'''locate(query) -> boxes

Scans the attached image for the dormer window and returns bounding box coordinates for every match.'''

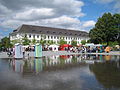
[69,33,72,35]
[47,31,49,33]
[59,32,62,34]
[32,30,35,32]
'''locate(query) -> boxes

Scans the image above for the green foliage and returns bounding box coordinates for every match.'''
[40,39,46,45]
[32,38,36,45]
[11,39,21,45]
[81,40,87,45]
[58,39,67,45]
[0,37,13,48]
[47,40,55,45]
[71,40,77,46]
[22,34,31,45]
[89,13,120,45]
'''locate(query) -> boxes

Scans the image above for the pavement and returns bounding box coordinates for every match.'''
[0,51,120,59]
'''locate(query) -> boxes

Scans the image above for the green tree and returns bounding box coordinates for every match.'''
[71,40,77,46]
[81,40,86,45]
[32,38,36,45]
[58,39,67,45]
[40,39,46,45]
[89,13,120,45]
[1,37,13,48]
[11,39,21,45]
[22,34,31,45]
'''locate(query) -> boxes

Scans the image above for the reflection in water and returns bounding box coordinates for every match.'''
[89,55,120,89]
[9,55,120,74]
[0,54,120,90]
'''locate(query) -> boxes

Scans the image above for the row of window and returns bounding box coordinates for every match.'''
[28,34,82,40]
[32,30,85,36]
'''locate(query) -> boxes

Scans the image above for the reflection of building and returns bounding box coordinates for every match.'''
[10,24,89,45]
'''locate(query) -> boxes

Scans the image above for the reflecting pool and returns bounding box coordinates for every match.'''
[0,54,120,90]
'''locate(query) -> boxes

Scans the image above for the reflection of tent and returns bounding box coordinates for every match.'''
[95,44,102,47]
[59,44,72,51]
[60,55,69,59]
[48,44,59,51]
[85,43,94,46]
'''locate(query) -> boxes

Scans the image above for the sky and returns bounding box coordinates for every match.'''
[0,0,120,39]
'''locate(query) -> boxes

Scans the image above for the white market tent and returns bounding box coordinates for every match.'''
[48,44,59,51]
[85,43,94,47]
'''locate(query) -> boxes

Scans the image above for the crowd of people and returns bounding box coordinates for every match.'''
[0,44,119,57]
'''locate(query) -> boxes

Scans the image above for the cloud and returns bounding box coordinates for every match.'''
[14,8,55,21]
[0,0,86,31]
[82,20,96,28]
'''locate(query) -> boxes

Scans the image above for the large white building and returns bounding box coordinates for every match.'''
[10,24,89,45]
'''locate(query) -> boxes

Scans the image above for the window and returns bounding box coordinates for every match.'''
[29,34,31,38]
[37,35,39,38]
[51,36,53,39]
[69,33,72,35]
[54,36,56,39]
[59,32,62,34]
[33,35,35,38]
[47,31,49,33]
[48,36,49,39]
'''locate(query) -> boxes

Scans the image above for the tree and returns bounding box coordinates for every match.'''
[22,34,31,45]
[32,38,36,45]
[40,39,46,45]
[81,40,86,45]
[1,37,13,48]
[89,13,120,45]
[71,40,77,46]
[58,39,67,45]
[11,39,21,45]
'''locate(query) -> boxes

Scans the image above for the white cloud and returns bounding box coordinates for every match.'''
[0,0,86,31]
[82,20,96,28]
[14,8,55,21]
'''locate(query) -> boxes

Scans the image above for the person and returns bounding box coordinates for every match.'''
[22,47,25,58]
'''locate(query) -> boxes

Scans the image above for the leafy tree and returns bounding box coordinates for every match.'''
[1,37,13,48]
[89,13,120,45]
[22,34,31,45]
[11,39,21,45]
[40,39,46,45]
[71,40,77,46]
[58,39,67,45]
[81,40,86,45]
[32,38,36,45]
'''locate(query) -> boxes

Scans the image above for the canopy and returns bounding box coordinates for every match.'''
[60,44,72,47]
[48,44,59,48]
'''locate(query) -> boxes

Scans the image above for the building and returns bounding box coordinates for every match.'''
[10,24,89,45]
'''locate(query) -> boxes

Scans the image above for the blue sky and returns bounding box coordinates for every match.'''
[0,0,119,39]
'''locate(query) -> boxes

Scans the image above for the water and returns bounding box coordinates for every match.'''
[0,54,120,90]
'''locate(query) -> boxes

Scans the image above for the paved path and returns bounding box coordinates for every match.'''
[0,51,120,59]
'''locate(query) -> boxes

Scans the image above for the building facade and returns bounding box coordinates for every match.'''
[10,24,89,45]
